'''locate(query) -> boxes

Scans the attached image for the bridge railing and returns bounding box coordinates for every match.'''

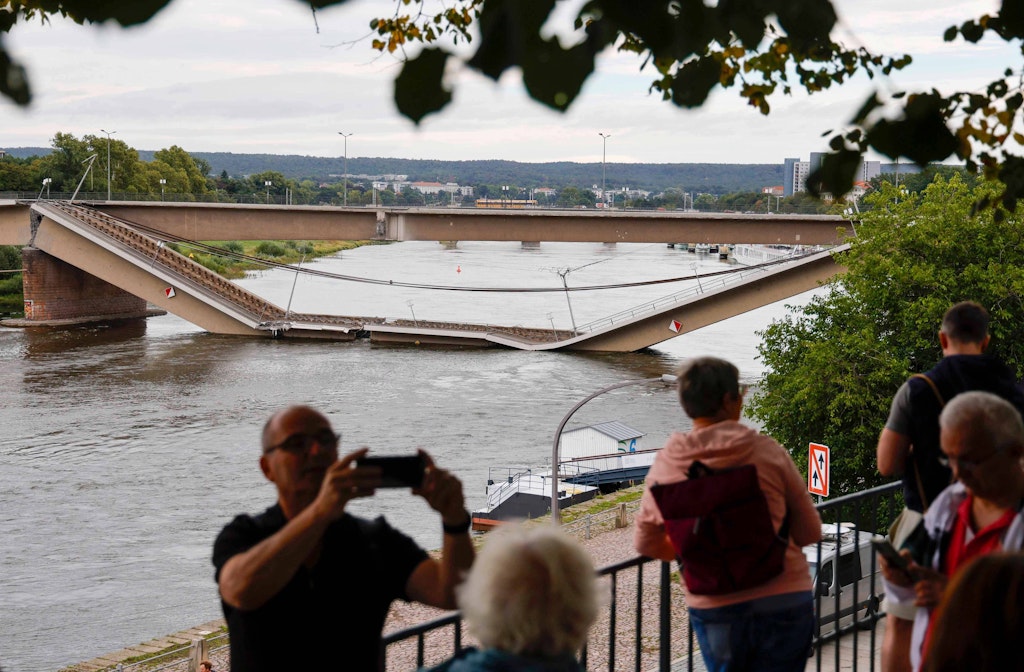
[384,481,901,672]
[574,262,790,334]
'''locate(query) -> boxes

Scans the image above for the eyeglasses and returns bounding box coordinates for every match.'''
[264,429,340,455]
[938,450,999,471]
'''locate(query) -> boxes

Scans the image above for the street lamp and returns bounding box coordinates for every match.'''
[598,132,610,208]
[550,374,677,523]
[159,178,166,201]
[265,180,272,204]
[502,185,509,208]
[100,129,116,200]
[39,177,52,200]
[338,132,353,206]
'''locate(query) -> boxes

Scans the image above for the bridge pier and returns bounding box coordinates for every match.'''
[19,247,152,324]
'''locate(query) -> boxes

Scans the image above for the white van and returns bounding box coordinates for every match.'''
[803,523,884,639]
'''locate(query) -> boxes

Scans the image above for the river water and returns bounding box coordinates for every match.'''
[0,241,816,671]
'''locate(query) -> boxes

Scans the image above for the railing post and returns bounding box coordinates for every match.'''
[660,561,671,672]
[616,502,628,528]
[187,638,208,672]
[585,514,592,540]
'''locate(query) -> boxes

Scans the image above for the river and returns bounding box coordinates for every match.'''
[0,241,818,671]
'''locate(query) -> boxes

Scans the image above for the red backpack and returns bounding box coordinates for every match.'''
[650,461,790,595]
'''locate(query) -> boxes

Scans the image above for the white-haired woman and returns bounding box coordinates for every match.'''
[425,523,598,672]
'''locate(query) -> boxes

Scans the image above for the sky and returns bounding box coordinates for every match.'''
[1,0,1016,165]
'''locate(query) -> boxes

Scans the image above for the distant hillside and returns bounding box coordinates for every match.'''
[2,146,911,194]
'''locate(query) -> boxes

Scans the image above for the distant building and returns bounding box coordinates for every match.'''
[0,150,6,159]
[783,156,881,196]
[410,181,445,195]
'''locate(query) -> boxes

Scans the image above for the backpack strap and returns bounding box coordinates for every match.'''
[908,373,947,511]
[910,373,945,407]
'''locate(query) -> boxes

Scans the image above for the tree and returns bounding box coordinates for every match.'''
[748,175,1024,495]
[3,2,1023,210]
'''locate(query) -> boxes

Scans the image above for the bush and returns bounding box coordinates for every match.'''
[222,241,244,254]
[255,241,287,257]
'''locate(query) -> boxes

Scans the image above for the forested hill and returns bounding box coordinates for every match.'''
[6,146,785,194]
[182,154,786,194]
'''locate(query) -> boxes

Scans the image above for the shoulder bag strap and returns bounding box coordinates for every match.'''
[908,373,947,510]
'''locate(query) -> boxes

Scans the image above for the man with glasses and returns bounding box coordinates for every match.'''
[213,405,474,672]
[875,301,1024,672]
[880,391,1024,671]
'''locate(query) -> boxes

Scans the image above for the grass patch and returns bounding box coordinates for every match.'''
[559,484,644,525]
[198,240,384,279]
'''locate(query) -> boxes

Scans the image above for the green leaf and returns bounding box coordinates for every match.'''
[851,93,882,124]
[466,0,557,81]
[57,0,175,27]
[943,26,958,42]
[521,40,595,112]
[774,0,838,43]
[1000,0,1024,38]
[394,48,452,124]
[806,147,861,197]
[670,57,721,108]
[960,20,985,43]
[0,47,31,106]
[867,93,960,165]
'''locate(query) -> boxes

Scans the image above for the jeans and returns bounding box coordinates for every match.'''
[688,592,814,672]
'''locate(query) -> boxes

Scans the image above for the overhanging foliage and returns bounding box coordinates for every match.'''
[3,1,1023,211]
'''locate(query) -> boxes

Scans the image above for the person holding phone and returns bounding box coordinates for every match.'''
[880,391,1024,671]
[875,302,1024,672]
[213,405,475,672]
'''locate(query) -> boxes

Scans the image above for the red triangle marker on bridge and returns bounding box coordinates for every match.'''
[669,319,681,333]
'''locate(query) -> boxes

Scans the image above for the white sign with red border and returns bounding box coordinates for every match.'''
[808,442,830,497]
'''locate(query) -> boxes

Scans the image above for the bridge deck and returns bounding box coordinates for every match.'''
[23,202,845,352]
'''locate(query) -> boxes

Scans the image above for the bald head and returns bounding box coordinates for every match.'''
[262,405,329,454]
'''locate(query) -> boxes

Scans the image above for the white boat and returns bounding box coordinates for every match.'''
[471,421,658,530]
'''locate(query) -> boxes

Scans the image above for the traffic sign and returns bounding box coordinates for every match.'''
[669,319,682,333]
[808,442,830,497]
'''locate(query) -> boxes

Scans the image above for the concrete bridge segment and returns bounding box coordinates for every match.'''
[0,201,850,352]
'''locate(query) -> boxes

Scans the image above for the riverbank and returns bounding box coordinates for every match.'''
[61,488,679,672]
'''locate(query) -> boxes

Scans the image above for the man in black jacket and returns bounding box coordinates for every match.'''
[876,301,1024,672]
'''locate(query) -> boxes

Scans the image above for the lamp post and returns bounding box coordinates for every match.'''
[159,178,166,201]
[550,374,677,523]
[502,185,509,208]
[265,180,272,204]
[338,132,353,206]
[39,177,52,200]
[100,129,116,200]
[555,267,579,335]
[598,132,610,208]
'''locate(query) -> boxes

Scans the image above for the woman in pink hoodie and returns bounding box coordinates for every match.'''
[634,356,822,672]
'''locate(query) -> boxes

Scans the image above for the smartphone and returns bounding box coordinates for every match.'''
[872,538,910,572]
[358,454,427,488]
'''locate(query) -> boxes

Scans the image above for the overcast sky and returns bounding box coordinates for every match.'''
[1,0,1014,164]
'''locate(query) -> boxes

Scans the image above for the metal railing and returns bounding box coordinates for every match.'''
[384,481,902,672]
[573,249,825,334]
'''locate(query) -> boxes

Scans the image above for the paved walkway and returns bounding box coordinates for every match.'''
[809,618,884,672]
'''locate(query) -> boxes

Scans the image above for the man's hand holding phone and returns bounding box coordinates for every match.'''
[873,539,917,586]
